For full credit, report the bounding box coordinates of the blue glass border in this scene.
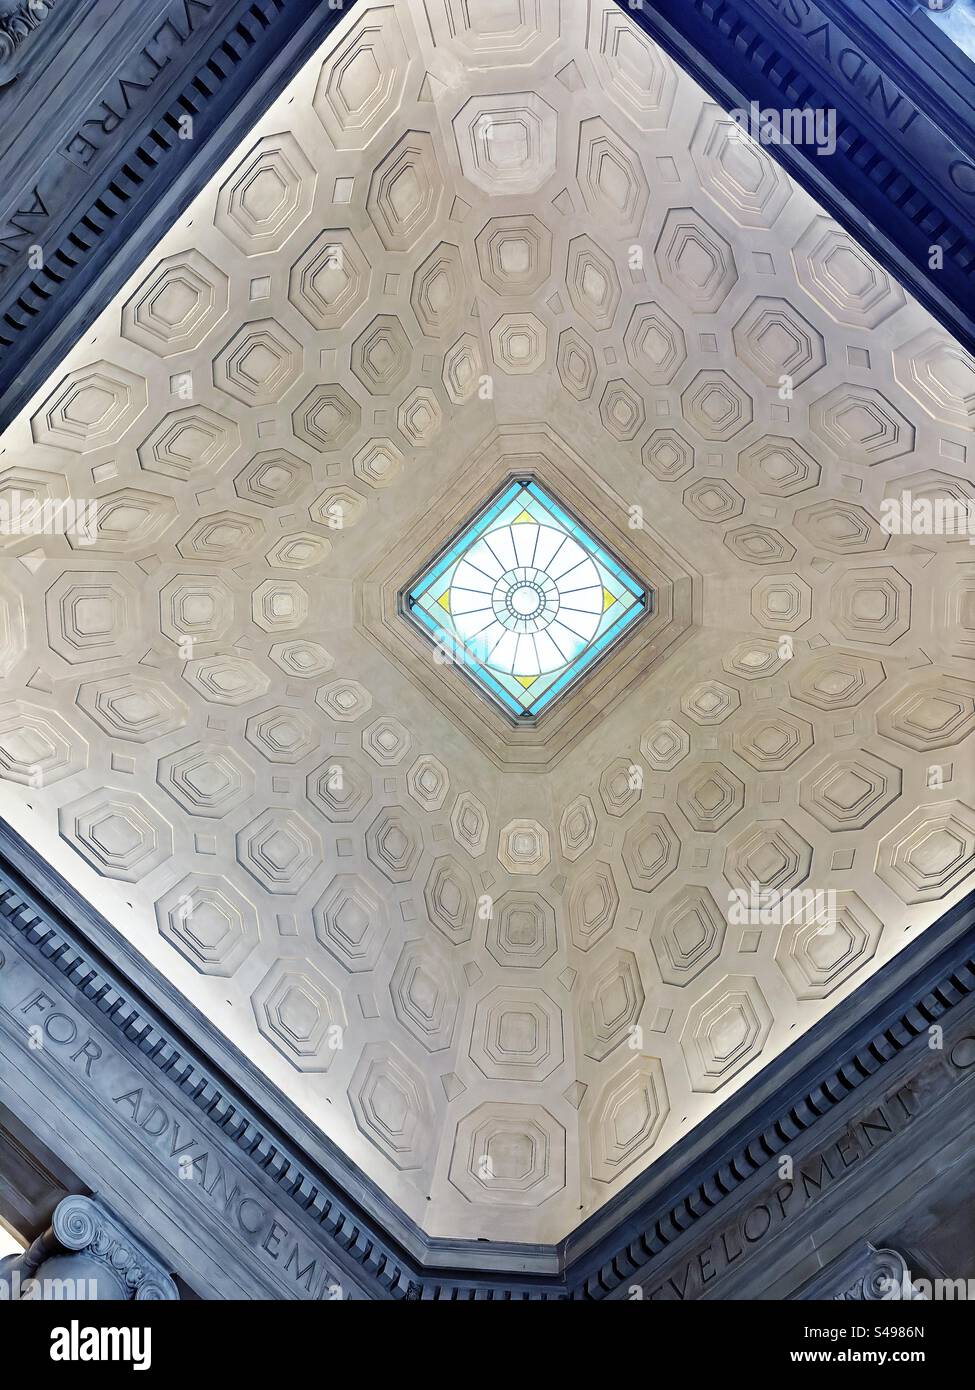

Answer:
[401,476,652,720]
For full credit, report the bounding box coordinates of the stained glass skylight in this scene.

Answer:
[403,479,650,719]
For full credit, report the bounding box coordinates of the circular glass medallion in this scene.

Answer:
[451,522,604,678]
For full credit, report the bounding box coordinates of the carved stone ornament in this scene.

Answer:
[796,1242,926,1302]
[0,1194,179,1300]
[0,0,56,86]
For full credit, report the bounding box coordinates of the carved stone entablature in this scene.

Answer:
[0,1194,179,1300]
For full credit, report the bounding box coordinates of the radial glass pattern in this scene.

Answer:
[404,480,649,718]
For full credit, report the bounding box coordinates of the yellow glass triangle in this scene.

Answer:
[512,510,534,524]
[437,590,451,613]
[515,675,538,689]
[603,588,617,611]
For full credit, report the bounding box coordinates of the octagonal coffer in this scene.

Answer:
[400,477,651,721]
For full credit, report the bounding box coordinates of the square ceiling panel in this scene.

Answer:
[402,478,650,719]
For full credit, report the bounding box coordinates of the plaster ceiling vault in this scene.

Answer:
[0,0,974,1245]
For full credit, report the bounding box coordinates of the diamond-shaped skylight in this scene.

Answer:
[403,478,650,718]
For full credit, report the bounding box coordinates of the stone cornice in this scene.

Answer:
[0,847,424,1300]
[0,0,357,427]
[0,0,973,428]
[0,819,972,1300]
[565,896,975,1298]
[619,0,975,357]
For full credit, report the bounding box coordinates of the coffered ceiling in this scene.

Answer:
[0,0,973,1245]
